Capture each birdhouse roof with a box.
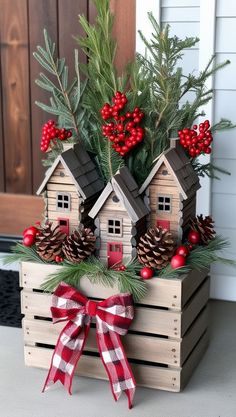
[139,140,200,199]
[89,166,149,223]
[37,143,104,200]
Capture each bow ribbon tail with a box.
[96,326,136,409]
[42,318,90,395]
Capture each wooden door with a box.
[58,218,69,235]
[0,0,136,238]
[156,220,170,231]
[107,242,123,268]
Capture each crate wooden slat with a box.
[24,331,209,392]
[21,277,210,338]
[23,305,208,367]
[20,261,208,309]
[20,261,210,392]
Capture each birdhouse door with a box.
[107,242,123,268]
[156,219,170,231]
[57,217,69,235]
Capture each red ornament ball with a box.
[23,234,35,247]
[23,226,38,237]
[140,266,154,280]
[188,230,201,244]
[175,245,189,258]
[171,255,186,269]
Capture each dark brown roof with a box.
[89,166,149,223]
[37,144,104,200]
[139,139,200,199]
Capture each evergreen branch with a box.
[157,236,234,278]
[192,160,231,179]
[211,118,236,132]
[186,236,232,270]
[41,256,147,302]
[1,243,46,266]
[34,30,86,140]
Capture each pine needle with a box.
[2,243,46,266]
[40,256,147,302]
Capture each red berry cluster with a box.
[178,120,213,158]
[40,120,72,152]
[101,91,128,119]
[101,91,145,157]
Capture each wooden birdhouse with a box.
[139,138,201,240]
[37,143,104,235]
[89,166,149,268]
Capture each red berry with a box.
[55,255,63,263]
[188,230,201,244]
[205,147,212,154]
[140,266,154,280]
[171,255,186,269]
[23,234,35,247]
[175,245,189,258]
[119,264,126,271]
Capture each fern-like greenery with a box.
[3,236,235,301]
[34,1,235,182]
[2,242,46,265]
[77,5,234,185]
[33,30,86,166]
[126,14,233,184]
[41,257,147,302]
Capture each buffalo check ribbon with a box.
[43,282,136,408]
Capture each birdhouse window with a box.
[56,192,71,211]
[157,195,171,212]
[107,219,122,236]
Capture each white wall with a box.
[211,1,236,301]
[136,0,236,301]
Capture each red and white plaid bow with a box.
[43,282,136,408]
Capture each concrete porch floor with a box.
[0,300,235,417]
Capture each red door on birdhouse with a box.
[107,242,123,268]
[156,219,170,231]
[57,218,69,235]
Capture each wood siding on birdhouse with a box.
[44,162,80,233]
[147,163,182,238]
[96,192,134,264]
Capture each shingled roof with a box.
[139,138,200,199]
[37,143,104,200]
[89,166,149,223]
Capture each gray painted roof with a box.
[139,140,200,199]
[89,166,149,223]
[37,144,104,200]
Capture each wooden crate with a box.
[20,261,210,392]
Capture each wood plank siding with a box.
[0,0,136,236]
[157,0,236,299]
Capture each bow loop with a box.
[50,282,88,324]
[96,293,134,336]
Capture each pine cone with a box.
[137,227,176,269]
[62,228,96,264]
[190,215,215,244]
[35,223,65,262]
